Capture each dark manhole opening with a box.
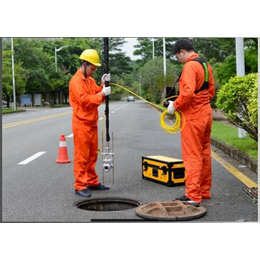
[76,197,142,211]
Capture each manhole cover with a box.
[76,197,142,211]
[135,201,207,221]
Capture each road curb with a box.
[210,137,258,174]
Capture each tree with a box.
[6,38,54,97]
[215,55,237,86]
[216,73,258,141]
[102,38,133,81]
[133,38,153,67]
[189,38,235,62]
[139,57,179,103]
[215,45,258,86]
[2,48,27,106]
[133,38,238,67]
[133,38,177,67]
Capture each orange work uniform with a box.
[69,69,105,191]
[174,53,215,203]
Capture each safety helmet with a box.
[79,49,101,67]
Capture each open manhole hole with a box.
[76,197,142,211]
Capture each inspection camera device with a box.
[101,38,114,187]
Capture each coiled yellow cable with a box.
[160,97,185,134]
[110,83,185,134]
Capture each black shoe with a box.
[173,195,200,207]
[88,183,110,190]
[75,188,91,197]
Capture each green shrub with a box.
[216,73,258,141]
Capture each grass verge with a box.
[211,121,258,160]
[2,108,26,114]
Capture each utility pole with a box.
[163,37,166,76]
[236,38,245,76]
[11,38,17,110]
[235,37,247,138]
[152,38,155,59]
[55,45,68,72]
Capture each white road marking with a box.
[98,104,127,122]
[18,151,46,165]
[67,133,73,138]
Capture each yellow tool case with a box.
[142,155,185,186]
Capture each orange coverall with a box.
[69,69,105,191]
[174,53,215,203]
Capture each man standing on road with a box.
[167,39,215,205]
[69,49,111,198]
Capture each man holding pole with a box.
[69,49,111,197]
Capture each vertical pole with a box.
[55,48,57,72]
[236,38,245,76]
[104,38,110,142]
[11,38,17,110]
[163,37,166,76]
[235,37,247,138]
[152,38,155,59]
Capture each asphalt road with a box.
[2,101,258,222]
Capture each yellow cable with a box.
[110,83,185,134]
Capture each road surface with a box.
[2,101,258,222]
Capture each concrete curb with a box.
[210,137,258,174]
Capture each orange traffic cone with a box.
[56,134,71,163]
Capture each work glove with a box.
[101,73,111,84]
[101,86,111,96]
[167,101,175,114]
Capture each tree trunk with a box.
[7,94,10,108]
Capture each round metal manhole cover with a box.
[76,197,142,211]
[135,201,207,221]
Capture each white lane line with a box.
[18,151,46,165]
[67,133,73,138]
[99,117,103,120]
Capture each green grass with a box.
[212,121,258,160]
[2,108,26,114]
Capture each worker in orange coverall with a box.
[167,39,215,206]
[69,49,111,198]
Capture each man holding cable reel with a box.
[167,39,215,206]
